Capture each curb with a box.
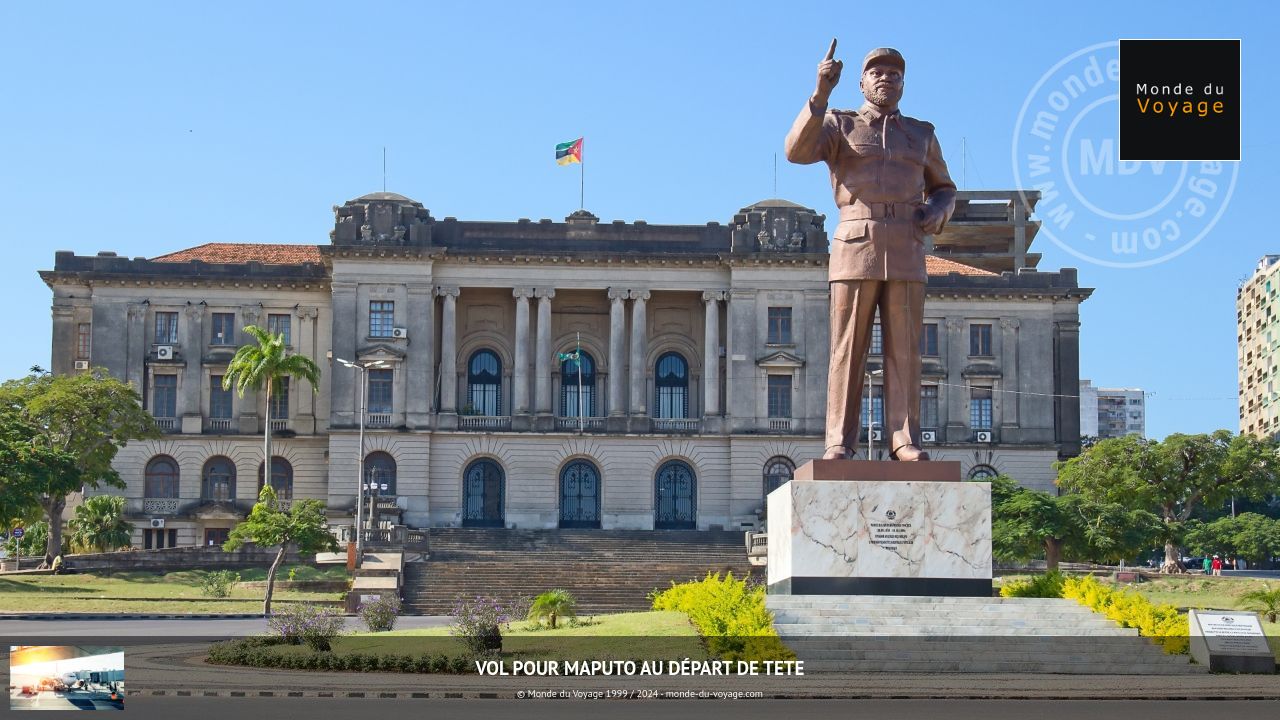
[0,613,267,620]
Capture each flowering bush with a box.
[651,572,794,662]
[999,571,1066,598]
[450,595,510,656]
[268,603,345,652]
[1063,575,1188,654]
[359,594,403,633]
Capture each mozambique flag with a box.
[555,137,583,166]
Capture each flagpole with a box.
[579,138,585,210]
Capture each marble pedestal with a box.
[767,460,992,596]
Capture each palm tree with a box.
[223,326,321,497]
[1241,584,1280,623]
[528,589,578,629]
[67,495,133,553]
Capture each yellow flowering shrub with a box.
[1062,575,1188,654]
[651,572,795,661]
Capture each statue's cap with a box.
[862,47,905,73]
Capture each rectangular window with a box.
[211,313,235,346]
[767,375,792,418]
[920,323,939,356]
[970,387,993,429]
[210,375,232,419]
[861,385,884,429]
[767,307,792,344]
[368,369,393,414]
[153,375,177,417]
[870,322,883,355]
[921,386,939,428]
[267,313,292,346]
[369,301,394,337]
[270,377,289,420]
[76,323,91,359]
[970,323,993,356]
[154,312,178,344]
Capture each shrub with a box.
[1240,584,1280,623]
[527,589,578,629]
[359,594,403,633]
[450,595,510,656]
[199,570,241,599]
[999,571,1066,598]
[268,604,345,652]
[651,572,794,662]
[1063,575,1187,654]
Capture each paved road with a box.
[0,615,452,637]
[10,688,125,710]
[100,698,1280,720]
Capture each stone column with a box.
[999,318,1020,432]
[437,286,459,427]
[702,291,723,418]
[125,303,147,395]
[943,316,966,442]
[406,284,435,429]
[330,282,357,427]
[296,306,319,434]
[628,289,650,420]
[180,303,204,433]
[513,288,533,416]
[237,304,263,434]
[50,305,75,376]
[607,288,627,424]
[534,288,556,422]
[1054,320,1082,458]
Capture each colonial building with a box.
[1237,254,1280,438]
[41,190,1090,548]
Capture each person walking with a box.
[1211,555,1223,576]
[1202,556,1212,575]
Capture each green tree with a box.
[990,476,1080,571]
[222,326,321,488]
[66,495,133,553]
[528,589,578,629]
[1185,513,1280,567]
[0,368,158,565]
[3,521,52,560]
[1057,431,1280,572]
[223,485,338,616]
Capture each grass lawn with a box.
[255,611,706,662]
[0,566,347,613]
[1116,575,1280,660]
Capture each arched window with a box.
[655,352,689,419]
[144,456,179,498]
[967,464,999,480]
[365,451,397,495]
[462,458,504,527]
[467,350,502,416]
[763,456,795,497]
[202,456,236,502]
[559,459,601,528]
[560,350,597,417]
[257,457,293,500]
[654,459,696,529]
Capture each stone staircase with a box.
[402,528,755,615]
[767,595,1206,674]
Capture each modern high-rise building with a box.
[1079,380,1146,439]
[1237,255,1280,438]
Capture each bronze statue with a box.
[785,40,957,462]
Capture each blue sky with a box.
[1,1,1274,439]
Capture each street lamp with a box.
[335,357,387,564]
[865,368,883,459]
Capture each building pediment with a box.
[757,350,805,369]
[356,344,407,362]
[962,363,1003,378]
[185,501,245,521]
[922,360,947,377]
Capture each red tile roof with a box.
[926,256,996,276]
[151,243,322,265]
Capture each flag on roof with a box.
[555,137,583,166]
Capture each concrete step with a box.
[796,660,1202,675]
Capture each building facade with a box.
[41,191,1091,547]
[1238,255,1280,438]
[1079,380,1146,439]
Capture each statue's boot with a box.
[822,445,852,460]
[890,444,930,462]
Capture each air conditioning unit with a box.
[149,518,165,529]
[156,345,174,360]
[391,327,408,339]
[976,431,993,443]
[73,360,89,370]
[871,429,883,441]
[921,430,937,443]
